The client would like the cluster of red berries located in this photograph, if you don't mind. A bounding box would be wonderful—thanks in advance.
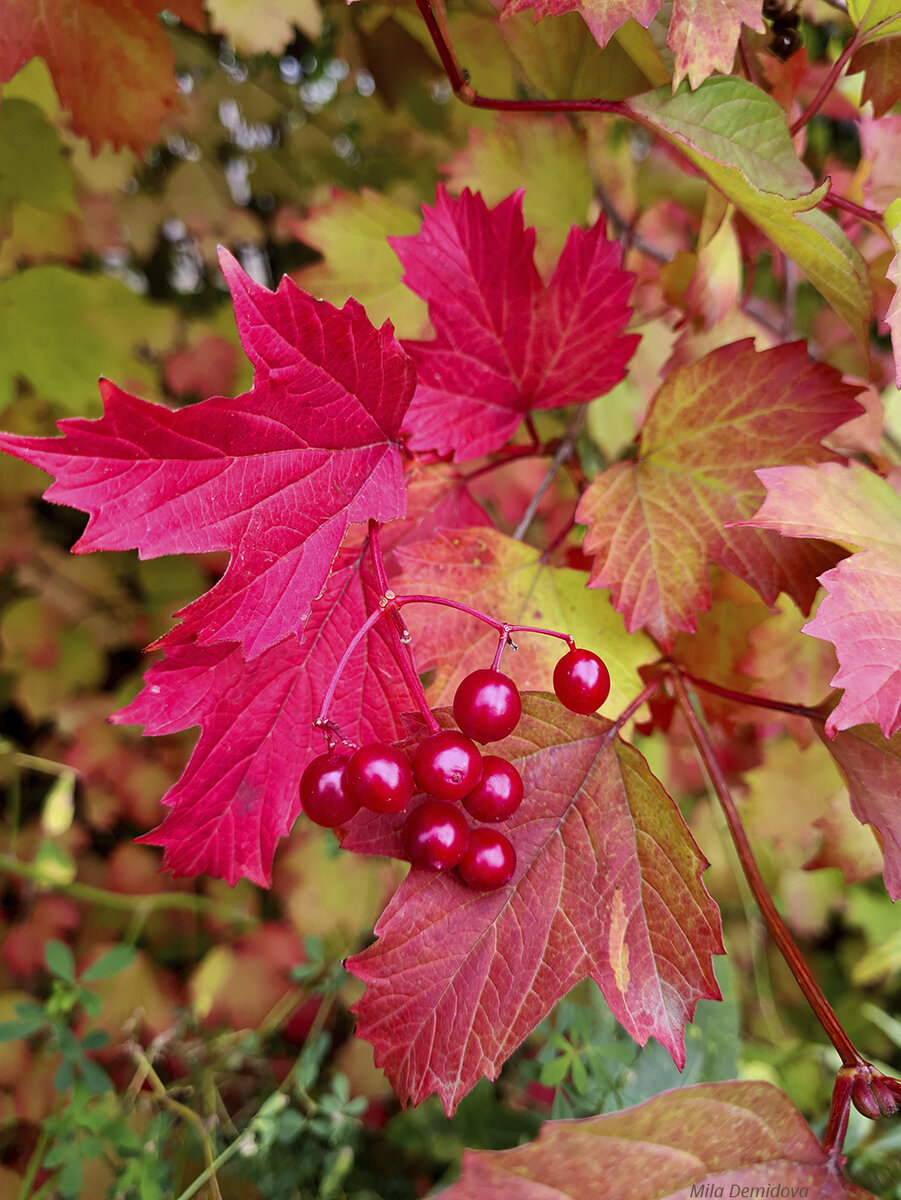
[301,647,610,890]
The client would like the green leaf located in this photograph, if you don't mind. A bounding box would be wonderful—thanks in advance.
[56,1025,82,1060]
[54,1059,75,1091]
[80,990,104,1016]
[0,99,76,230]
[56,1155,84,1200]
[540,1055,572,1087]
[14,1000,47,1020]
[45,938,76,981]
[629,78,873,341]
[80,943,137,982]
[80,1058,113,1094]
[849,0,901,39]
[79,1029,111,1051]
[0,267,177,415]
[0,1016,46,1041]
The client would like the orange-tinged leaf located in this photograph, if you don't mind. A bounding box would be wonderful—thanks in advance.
[742,461,901,739]
[577,340,861,649]
[439,1080,877,1199]
[392,527,656,716]
[344,697,723,1114]
[850,38,901,117]
[0,1,206,153]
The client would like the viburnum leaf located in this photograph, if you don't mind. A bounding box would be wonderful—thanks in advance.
[0,1,207,153]
[344,696,723,1114]
[628,78,874,341]
[112,467,487,887]
[500,0,764,89]
[849,0,901,40]
[392,526,656,715]
[816,723,901,902]
[207,0,323,54]
[577,340,862,649]
[0,250,414,659]
[850,38,901,117]
[741,461,901,739]
[392,186,639,462]
[114,547,414,887]
[438,1080,878,1199]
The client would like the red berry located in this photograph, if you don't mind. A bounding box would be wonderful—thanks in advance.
[553,648,610,715]
[458,828,516,890]
[403,801,470,871]
[462,756,524,822]
[413,730,481,801]
[300,753,359,827]
[453,669,522,743]
[346,743,415,814]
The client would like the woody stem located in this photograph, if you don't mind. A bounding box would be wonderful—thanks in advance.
[670,668,864,1069]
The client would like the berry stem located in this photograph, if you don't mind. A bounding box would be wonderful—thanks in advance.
[671,669,865,1070]
[396,593,576,649]
[369,523,441,735]
[678,671,827,723]
[602,678,660,745]
[822,190,885,228]
[315,605,387,726]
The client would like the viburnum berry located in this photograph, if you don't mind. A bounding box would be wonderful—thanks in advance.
[457,827,516,890]
[413,730,481,801]
[462,756,524,822]
[300,753,359,828]
[453,668,522,743]
[346,743,415,813]
[403,800,470,871]
[553,648,610,715]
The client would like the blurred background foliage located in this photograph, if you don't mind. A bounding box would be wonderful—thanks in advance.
[1,1,900,1197]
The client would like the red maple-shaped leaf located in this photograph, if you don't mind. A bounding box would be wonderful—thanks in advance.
[0,251,414,659]
[112,547,412,886]
[439,1080,877,1199]
[577,340,862,649]
[0,1,207,153]
[110,468,488,886]
[815,722,901,901]
[344,697,723,1114]
[392,187,638,462]
[741,461,901,739]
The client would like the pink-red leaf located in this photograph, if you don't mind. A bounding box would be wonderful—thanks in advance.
[0,0,207,153]
[392,187,638,462]
[114,546,415,886]
[344,696,723,1114]
[0,251,414,659]
[816,722,901,901]
[111,466,487,886]
[577,340,862,649]
[742,461,901,739]
[439,1080,877,1199]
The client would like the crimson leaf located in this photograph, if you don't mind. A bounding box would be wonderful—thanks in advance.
[343,697,723,1114]
[392,186,639,462]
[0,250,414,659]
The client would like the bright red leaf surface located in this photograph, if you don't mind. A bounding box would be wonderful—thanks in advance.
[742,461,901,739]
[392,186,638,462]
[344,697,723,1114]
[439,1080,877,1199]
[0,1,206,153]
[500,0,764,89]
[816,722,901,901]
[111,468,488,887]
[577,340,862,649]
[0,251,414,659]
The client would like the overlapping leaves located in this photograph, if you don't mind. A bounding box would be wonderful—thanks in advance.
[345,697,723,1114]
[577,339,862,648]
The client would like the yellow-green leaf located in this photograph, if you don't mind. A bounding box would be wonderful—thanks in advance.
[629,78,873,340]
